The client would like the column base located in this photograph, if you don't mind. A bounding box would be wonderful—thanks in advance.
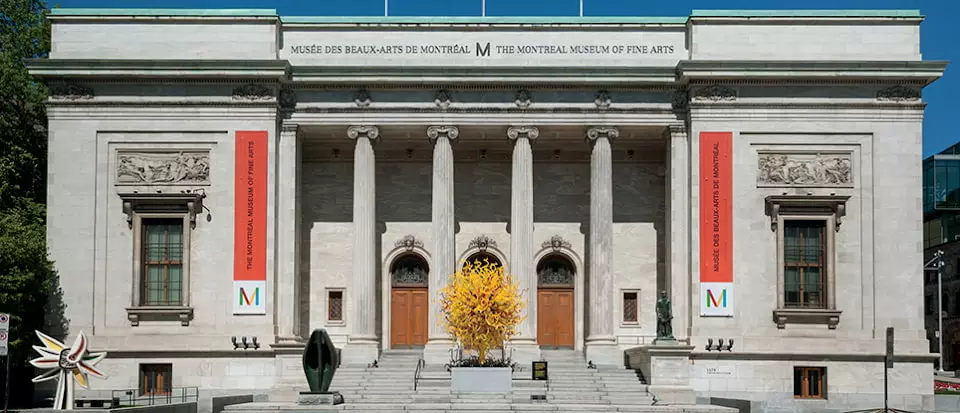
[341,338,379,367]
[507,339,541,367]
[585,340,622,368]
[423,339,455,366]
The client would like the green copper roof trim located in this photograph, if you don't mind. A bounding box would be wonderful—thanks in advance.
[690,9,922,18]
[280,16,686,24]
[48,8,279,17]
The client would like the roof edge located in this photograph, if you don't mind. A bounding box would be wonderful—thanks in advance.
[690,9,922,18]
[48,8,279,17]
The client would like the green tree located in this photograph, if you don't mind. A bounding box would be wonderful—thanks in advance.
[1,0,51,209]
[0,0,67,408]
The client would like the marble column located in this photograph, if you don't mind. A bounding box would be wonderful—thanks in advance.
[275,123,301,344]
[507,126,539,343]
[424,125,458,365]
[585,126,619,366]
[667,123,690,340]
[344,125,380,364]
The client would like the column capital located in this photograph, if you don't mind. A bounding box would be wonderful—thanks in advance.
[347,125,380,141]
[426,125,459,143]
[586,126,619,142]
[280,122,300,135]
[507,126,539,142]
[668,123,687,138]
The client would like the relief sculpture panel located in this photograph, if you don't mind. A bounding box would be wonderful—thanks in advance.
[116,151,210,185]
[757,152,852,187]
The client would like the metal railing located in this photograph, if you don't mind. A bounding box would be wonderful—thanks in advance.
[111,387,199,407]
[413,359,425,391]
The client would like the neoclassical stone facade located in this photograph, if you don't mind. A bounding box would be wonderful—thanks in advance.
[30,7,946,413]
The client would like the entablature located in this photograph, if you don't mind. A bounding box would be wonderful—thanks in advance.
[677,60,947,87]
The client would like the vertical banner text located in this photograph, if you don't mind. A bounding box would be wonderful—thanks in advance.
[234,130,268,315]
[699,131,734,317]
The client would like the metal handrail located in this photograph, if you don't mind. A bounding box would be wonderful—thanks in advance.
[413,358,426,391]
[111,386,199,407]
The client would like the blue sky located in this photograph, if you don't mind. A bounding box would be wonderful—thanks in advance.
[53,0,956,157]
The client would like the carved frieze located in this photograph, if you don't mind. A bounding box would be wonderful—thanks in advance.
[278,88,297,110]
[757,152,853,187]
[876,85,921,102]
[354,89,372,108]
[434,90,451,110]
[49,83,94,100]
[670,88,689,110]
[231,84,273,100]
[117,151,210,185]
[691,85,737,102]
[515,90,532,109]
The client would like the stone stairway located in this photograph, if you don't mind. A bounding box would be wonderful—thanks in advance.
[231,349,733,413]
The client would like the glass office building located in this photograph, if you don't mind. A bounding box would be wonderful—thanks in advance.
[924,142,960,248]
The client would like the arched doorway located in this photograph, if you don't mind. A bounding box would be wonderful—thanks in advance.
[537,254,575,349]
[390,253,429,348]
[464,251,503,269]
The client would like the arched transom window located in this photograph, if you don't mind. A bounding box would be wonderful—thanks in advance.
[464,251,502,269]
[391,254,429,287]
[537,254,575,288]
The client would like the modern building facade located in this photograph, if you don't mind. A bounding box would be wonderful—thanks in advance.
[30,7,947,412]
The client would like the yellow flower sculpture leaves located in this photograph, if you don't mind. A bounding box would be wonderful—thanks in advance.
[439,258,525,365]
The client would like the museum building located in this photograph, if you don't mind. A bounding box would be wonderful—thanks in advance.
[29,7,947,412]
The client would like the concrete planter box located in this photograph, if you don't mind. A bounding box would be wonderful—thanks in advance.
[450,367,512,393]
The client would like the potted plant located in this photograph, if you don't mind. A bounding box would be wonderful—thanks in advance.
[439,258,525,393]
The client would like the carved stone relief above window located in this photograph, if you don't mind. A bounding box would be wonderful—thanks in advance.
[691,85,736,102]
[876,85,921,102]
[116,151,210,185]
[394,235,424,251]
[469,235,497,251]
[757,152,853,187]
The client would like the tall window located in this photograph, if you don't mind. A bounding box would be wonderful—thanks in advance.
[783,220,826,309]
[793,366,826,399]
[327,289,344,323]
[140,364,173,396]
[141,219,184,306]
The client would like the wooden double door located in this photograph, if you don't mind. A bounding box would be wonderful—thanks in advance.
[537,289,575,349]
[390,287,428,348]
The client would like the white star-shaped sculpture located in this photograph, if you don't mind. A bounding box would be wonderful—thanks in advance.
[30,331,107,410]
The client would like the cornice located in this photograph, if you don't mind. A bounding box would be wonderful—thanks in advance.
[289,66,678,85]
[26,59,291,80]
[677,60,948,87]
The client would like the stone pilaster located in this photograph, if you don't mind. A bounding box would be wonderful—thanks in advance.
[343,125,380,365]
[585,126,619,366]
[424,125,459,365]
[667,123,690,340]
[275,123,301,344]
[507,126,541,365]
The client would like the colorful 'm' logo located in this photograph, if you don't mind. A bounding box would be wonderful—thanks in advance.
[239,287,260,306]
[706,289,727,308]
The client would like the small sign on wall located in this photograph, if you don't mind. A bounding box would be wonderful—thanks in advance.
[234,281,266,315]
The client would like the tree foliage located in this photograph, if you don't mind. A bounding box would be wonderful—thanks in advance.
[1,0,51,209]
[0,0,66,407]
[439,259,524,365]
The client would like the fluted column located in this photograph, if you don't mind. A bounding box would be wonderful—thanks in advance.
[586,126,618,347]
[427,125,459,343]
[347,125,379,347]
[667,124,690,340]
[508,126,538,342]
[275,123,301,343]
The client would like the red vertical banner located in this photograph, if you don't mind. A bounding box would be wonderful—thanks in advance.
[699,131,734,317]
[234,130,268,315]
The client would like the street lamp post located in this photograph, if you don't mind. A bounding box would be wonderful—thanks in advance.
[926,250,946,373]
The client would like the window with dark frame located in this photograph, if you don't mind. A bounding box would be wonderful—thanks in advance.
[140,363,172,396]
[141,218,184,306]
[623,292,638,323]
[793,366,825,399]
[328,290,343,322]
[783,220,827,309]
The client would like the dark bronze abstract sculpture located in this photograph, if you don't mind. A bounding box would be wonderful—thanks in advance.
[302,328,339,393]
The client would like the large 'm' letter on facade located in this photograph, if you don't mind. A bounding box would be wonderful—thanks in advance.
[699,131,734,317]
[234,130,268,315]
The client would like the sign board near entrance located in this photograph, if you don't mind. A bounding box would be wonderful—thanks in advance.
[532,361,548,381]
[281,30,686,67]
[234,131,268,315]
[699,131,734,317]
